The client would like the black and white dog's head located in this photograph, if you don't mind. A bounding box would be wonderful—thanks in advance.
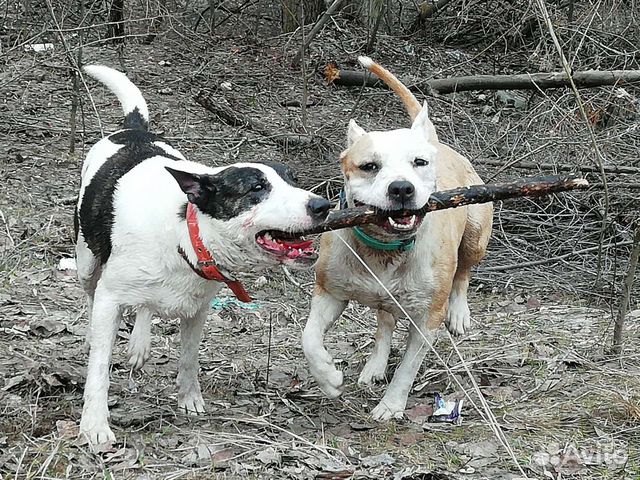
[79,64,330,274]
[167,162,330,269]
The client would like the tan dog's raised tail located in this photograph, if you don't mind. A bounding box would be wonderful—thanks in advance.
[302,57,493,420]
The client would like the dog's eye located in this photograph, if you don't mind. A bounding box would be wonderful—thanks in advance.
[359,163,379,172]
[414,158,429,167]
[251,183,264,192]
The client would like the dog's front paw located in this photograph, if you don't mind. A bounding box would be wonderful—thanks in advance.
[304,340,344,398]
[178,387,205,415]
[127,333,151,370]
[358,355,388,386]
[309,355,344,398]
[79,414,116,445]
[446,299,471,336]
[371,396,406,421]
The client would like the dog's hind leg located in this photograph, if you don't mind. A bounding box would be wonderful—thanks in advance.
[446,204,492,336]
[79,285,121,444]
[76,237,101,352]
[177,307,207,414]
[371,270,453,422]
[358,310,396,386]
[127,307,152,370]
[446,268,471,336]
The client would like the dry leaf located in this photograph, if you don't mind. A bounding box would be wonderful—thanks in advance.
[405,404,433,424]
[361,453,395,467]
[256,447,281,465]
[325,62,341,85]
[55,420,78,439]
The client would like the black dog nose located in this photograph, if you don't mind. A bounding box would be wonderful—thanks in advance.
[307,197,331,220]
[388,180,415,204]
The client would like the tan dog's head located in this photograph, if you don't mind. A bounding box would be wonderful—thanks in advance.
[341,103,438,239]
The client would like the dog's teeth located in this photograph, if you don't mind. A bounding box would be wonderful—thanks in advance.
[388,215,416,231]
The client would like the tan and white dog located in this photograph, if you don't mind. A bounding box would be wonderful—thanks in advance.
[302,57,493,420]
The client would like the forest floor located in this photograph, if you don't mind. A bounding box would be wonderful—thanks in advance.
[1,7,640,479]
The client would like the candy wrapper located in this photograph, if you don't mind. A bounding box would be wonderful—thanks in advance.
[429,393,463,425]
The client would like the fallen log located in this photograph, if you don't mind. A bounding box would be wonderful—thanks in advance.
[301,174,589,235]
[324,63,640,94]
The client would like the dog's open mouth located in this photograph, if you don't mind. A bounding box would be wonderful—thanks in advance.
[255,231,317,261]
[382,214,423,233]
[353,199,424,234]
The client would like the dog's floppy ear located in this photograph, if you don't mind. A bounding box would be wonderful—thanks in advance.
[347,119,366,147]
[165,167,214,204]
[411,101,438,143]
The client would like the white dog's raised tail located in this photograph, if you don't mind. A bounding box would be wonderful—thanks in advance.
[83,65,150,130]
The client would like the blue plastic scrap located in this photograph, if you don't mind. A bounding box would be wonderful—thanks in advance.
[211,297,261,310]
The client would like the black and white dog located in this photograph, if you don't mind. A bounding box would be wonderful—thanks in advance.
[76,65,330,445]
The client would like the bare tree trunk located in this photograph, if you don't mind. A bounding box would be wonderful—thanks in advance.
[365,0,384,53]
[612,226,640,356]
[292,0,344,67]
[282,0,324,33]
[108,0,124,43]
[407,0,453,33]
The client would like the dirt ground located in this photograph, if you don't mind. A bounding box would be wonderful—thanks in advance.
[1,3,640,479]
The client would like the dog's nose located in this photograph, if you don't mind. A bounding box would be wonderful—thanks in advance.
[307,197,331,220]
[388,180,415,204]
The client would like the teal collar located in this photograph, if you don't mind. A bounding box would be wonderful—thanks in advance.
[352,226,415,251]
[339,190,415,252]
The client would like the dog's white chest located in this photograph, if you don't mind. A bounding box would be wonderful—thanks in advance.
[327,252,434,315]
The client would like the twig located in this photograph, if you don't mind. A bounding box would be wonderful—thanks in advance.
[292,0,344,68]
[612,227,640,355]
[266,313,272,389]
[0,209,15,247]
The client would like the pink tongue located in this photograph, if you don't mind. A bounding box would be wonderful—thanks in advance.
[394,216,413,225]
[260,235,313,257]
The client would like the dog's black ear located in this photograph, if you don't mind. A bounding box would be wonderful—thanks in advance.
[165,167,215,204]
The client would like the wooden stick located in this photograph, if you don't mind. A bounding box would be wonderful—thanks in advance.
[301,174,589,235]
[325,65,640,94]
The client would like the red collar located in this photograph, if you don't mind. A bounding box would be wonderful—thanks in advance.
[182,203,252,303]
